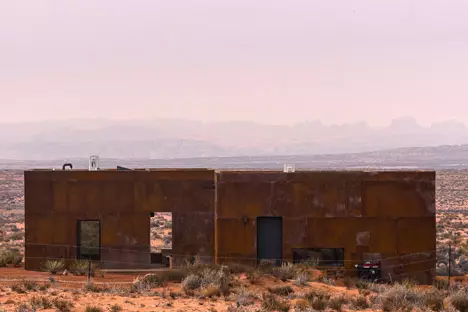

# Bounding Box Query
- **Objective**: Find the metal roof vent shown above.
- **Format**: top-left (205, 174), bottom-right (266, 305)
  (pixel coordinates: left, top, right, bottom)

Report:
top-left (89, 155), bottom-right (99, 171)
top-left (283, 164), bottom-right (295, 173)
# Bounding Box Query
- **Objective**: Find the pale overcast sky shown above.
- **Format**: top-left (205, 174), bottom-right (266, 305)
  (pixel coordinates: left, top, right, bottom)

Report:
top-left (1, 0), bottom-right (467, 126)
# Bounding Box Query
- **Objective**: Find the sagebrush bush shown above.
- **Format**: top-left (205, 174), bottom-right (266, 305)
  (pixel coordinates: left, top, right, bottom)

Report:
top-left (423, 289), bottom-right (445, 312)
top-left (0, 248), bottom-right (23, 267)
top-left (272, 262), bottom-right (296, 281)
top-left (181, 274), bottom-right (202, 292)
top-left (234, 287), bottom-right (256, 307)
top-left (450, 289), bottom-right (468, 312)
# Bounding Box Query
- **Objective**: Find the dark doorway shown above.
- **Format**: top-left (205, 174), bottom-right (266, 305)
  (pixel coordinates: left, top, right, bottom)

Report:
top-left (257, 217), bottom-right (283, 266)
top-left (77, 220), bottom-right (101, 261)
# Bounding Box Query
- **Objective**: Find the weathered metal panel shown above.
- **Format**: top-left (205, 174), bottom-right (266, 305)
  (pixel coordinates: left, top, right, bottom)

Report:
top-left (362, 181), bottom-right (434, 218)
top-left (397, 217), bottom-right (436, 254)
top-left (214, 170), bottom-right (436, 284)
top-left (24, 169), bottom-right (215, 271)
top-left (215, 218), bottom-right (256, 264)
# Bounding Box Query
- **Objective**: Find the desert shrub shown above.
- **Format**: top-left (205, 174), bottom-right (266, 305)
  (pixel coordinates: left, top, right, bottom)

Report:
top-left (41, 259), bottom-right (65, 274)
top-left (434, 278), bottom-right (450, 290)
top-left (311, 297), bottom-right (329, 310)
top-left (294, 298), bottom-right (312, 312)
top-left (181, 264), bottom-right (230, 295)
top-left (317, 275), bottom-right (336, 285)
top-left (267, 285), bottom-right (294, 296)
top-left (294, 271), bottom-right (309, 286)
top-left (69, 259), bottom-right (89, 276)
top-left (380, 284), bottom-right (424, 311)
top-left (11, 283), bottom-right (26, 294)
top-left (272, 262), bottom-right (296, 281)
top-left (261, 293), bottom-right (290, 312)
top-left (328, 296), bottom-right (348, 311)
top-left (257, 259), bottom-right (275, 274)
top-left (343, 276), bottom-right (356, 289)
top-left (450, 289), bottom-right (468, 312)
top-left (52, 298), bottom-right (74, 312)
top-left (354, 279), bottom-right (370, 289)
top-left (234, 287), bottom-right (256, 307)
top-left (22, 280), bottom-right (38, 291)
top-left (140, 274), bottom-right (166, 287)
top-left (85, 306), bottom-right (103, 312)
top-left (0, 248), bottom-right (23, 267)
top-left (14, 304), bottom-right (33, 312)
top-left (304, 289), bottom-right (330, 302)
top-left (29, 296), bottom-right (53, 309)
top-left (108, 304), bottom-right (122, 312)
top-left (83, 282), bottom-right (103, 293)
top-left (423, 289), bottom-right (445, 311)
top-left (181, 274), bottom-right (202, 292)
top-left (246, 270), bottom-right (260, 284)
top-left (11, 280), bottom-right (38, 293)
top-left (352, 295), bottom-right (370, 310)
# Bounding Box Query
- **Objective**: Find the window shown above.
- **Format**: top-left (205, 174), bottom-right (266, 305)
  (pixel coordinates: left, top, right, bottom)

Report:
top-left (292, 248), bottom-right (344, 267)
top-left (150, 212), bottom-right (172, 253)
top-left (77, 220), bottom-right (100, 260)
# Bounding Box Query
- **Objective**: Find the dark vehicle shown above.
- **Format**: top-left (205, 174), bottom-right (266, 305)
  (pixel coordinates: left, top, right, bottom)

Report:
top-left (355, 261), bottom-right (381, 282)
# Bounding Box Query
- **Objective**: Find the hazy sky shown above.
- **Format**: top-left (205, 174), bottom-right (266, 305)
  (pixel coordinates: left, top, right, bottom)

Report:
top-left (1, 0), bottom-right (467, 126)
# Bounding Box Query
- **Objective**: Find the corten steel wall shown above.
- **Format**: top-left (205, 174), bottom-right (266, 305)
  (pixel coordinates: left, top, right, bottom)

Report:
top-left (24, 169), bottom-right (215, 271)
top-left (215, 170), bottom-right (436, 284)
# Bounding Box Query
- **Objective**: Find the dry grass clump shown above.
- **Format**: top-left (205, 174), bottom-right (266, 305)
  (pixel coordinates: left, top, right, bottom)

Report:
top-left (450, 288), bottom-right (468, 312)
top-left (11, 280), bottom-right (39, 293)
top-left (85, 306), bottom-right (103, 312)
top-left (130, 270), bottom-right (187, 293)
top-left (294, 271), bottom-right (309, 286)
top-left (41, 259), bottom-right (65, 274)
top-left (108, 304), bottom-right (122, 312)
top-left (352, 295), bottom-right (370, 310)
top-left (52, 298), bottom-right (74, 312)
top-left (233, 286), bottom-right (256, 307)
top-left (261, 293), bottom-right (290, 312)
top-left (267, 285), bottom-right (294, 296)
top-left (379, 283), bottom-right (425, 311)
top-left (29, 296), bottom-right (53, 309)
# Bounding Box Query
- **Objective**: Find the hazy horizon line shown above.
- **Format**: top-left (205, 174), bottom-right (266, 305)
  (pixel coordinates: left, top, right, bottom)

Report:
top-left (0, 115), bottom-right (465, 128)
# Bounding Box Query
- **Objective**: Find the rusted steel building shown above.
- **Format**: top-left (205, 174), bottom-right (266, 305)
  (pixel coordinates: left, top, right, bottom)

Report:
top-left (24, 169), bottom-right (436, 283)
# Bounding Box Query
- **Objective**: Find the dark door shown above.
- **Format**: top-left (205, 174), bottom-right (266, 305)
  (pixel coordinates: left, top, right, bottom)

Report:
top-left (77, 220), bottom-right (101, 261)
top-left (257, 217), bottom-right (283, 266)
